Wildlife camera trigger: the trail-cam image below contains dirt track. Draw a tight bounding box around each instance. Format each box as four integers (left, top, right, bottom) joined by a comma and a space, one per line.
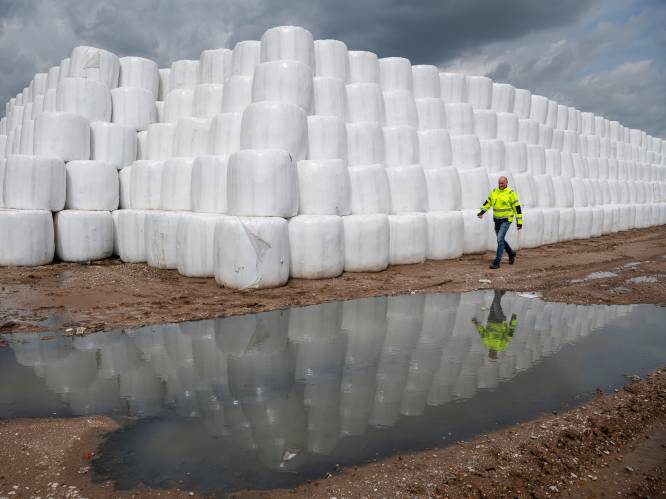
0, 226, 665, 334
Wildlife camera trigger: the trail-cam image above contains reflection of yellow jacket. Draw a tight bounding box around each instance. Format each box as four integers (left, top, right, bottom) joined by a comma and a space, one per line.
480, 187, 523, 225
474, 316, 517, 353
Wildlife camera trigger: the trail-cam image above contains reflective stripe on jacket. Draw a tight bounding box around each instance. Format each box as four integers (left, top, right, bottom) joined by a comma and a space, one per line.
480, 187, 523, 225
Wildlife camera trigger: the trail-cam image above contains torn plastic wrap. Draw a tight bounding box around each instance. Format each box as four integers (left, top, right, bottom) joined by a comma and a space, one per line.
346, 122, 385, 166
65, 160, 119, 211
297, 159, 351, 215
111, 87, 156, 131
345, 83, 386, 124
119, 166, 132, 209
288, 215, 344, 278
163, 89, 194, 123
130, 160, 164, 209
418, 129, 452, 168
0, 209, 54, 266
261, 26, 314, 68
423, 166, 461, 211
426, 211, 464, 260
348, 164, 391, 214
383, 90, 418, 127
214, 215, 290, 289
240, 101, 307, 160
313, 77, 346, 120
450, 134, 481, 169
116, 209, 146, 262
145, 211, 182, 269
383, 125, 419, 167
34, 112, 90, 161
347, 51, 380, 83
176, 212, 225, 277
4, 155, 65, 211
388, 212, 427, 264
227, 149, 298, 217
56, 77, 112, 122
119, 56, 159, 99
192, 84, 224, 118
190, 155, 229, 214
68, 46, 120, 89
342, 214, 389, 272
385, 164, 428, 213
445, 103, 474, 135
252, 60, 313, 113
160, 157, 193, 211
55, 210, 114, 262
173, 117, 211, 158
307, 115, 347, 160
90, 121, 137, 169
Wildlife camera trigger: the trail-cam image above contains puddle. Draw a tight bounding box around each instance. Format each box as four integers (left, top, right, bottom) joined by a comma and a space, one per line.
571, 271, 618, 283
626, 275, 659, 284
1, 291, 665, 495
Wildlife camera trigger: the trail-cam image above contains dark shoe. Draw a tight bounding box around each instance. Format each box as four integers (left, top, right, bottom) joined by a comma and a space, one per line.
509, 252, 516, 265
489, 262, 500, 269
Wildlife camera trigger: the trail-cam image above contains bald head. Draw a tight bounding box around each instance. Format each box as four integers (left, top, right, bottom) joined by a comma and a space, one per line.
498, 176, 508, 189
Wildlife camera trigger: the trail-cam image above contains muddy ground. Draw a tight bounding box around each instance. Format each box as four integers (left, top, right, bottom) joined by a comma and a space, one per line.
0, 226, 665, 497
0, 226, 665, 334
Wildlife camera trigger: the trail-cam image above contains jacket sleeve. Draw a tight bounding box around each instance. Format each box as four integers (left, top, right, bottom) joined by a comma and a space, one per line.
479, 192, 492, 213
512, 192, 523, 226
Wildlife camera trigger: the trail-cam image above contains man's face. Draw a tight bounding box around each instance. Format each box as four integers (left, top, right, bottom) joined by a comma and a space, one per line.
498, 177, 508, 190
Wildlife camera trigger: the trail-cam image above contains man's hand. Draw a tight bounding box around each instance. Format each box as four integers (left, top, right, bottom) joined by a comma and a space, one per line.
477, 211, 484, 219
517, 225, 523, 230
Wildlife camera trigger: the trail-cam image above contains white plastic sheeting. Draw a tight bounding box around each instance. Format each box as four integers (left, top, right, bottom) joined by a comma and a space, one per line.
173, 117, 211, 157
69, 46, 120, 89
34, 112, 90, 161
480, 139, 505, 172
119, 167, 132, 209
130, 160, 163, 210
513, 172, 537, 207
518, 208, 544, 248
192, 83, 224, 118
208, 113, 242, 156
55, 210, 114, 262
0, 209, 54, 266
231, 40, 261, 77
496, 112, 518, 142
160, 158, 193, 211
423, 166, 461, 211
314, 40, 348, 80
445, 102, 474, 135
240, 101, 308, 160
342, 214, 389, 272
199, 48, 232, 84
220, 76, 253, 113
465, 76, 492, 109
383, 90, 418, 127
4, 155, 65, 211
415, 98, 446, 130
473, 109, 497, 139
65, 160, 119, 211
145, 123, 175, 160
345, 83, 386, 123
450, 134, 481, 169
439, 73, 467, 103
412, 65, 440, 98
388, 213, 427, 265
297, 159, 351, 215
557, 207, 576, 241
461, 209, 489, 254
145, 211, 182, 269
426, 211, 464, 260
348, 164, 391, 214
56, 78, 112, 122
573, 207, 593, 239
491, 83, 515, 113
383, 125, 419, 166
163, 89, 194, 123
458, 167, 490, 210
307, 115, 347, 160
385, 165, 428, 213
190, 155, 229, 214
541, 209, 560, 245
214, 216, 290, 289
252, 60, 313, 113
119, 56, 159, 98
116, 209, 146, 262
527, 145, 546, 175
418, 129, 452, 168
288, 215, 344, 278
227, 149, 298, 217
111, 87, 156, 131
378, 57, 413, 92
260, 26, 314, 68
504, 142, 528, 173
169, 60, 199, 91
312, 77, 346, 120
346, 122, 384, 166
176, 213, 223, 277
90, 121, 137, 169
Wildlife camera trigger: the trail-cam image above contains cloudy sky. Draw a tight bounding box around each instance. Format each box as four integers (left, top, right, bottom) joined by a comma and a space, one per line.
1, 0, 664, 137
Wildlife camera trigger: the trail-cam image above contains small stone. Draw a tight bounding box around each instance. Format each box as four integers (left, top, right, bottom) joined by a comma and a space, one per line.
625, 466, 634, 472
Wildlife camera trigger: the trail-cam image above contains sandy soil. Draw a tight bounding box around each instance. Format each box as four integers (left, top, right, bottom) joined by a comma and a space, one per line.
0, 226, 665, 335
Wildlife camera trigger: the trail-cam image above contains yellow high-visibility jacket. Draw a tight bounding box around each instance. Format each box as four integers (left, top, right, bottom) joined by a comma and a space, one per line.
479, 187, 523, 225
474, 316, 517, 353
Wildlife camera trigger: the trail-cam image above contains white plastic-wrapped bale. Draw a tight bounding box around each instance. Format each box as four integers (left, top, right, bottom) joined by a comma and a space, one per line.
544, 149, 562, 177
65, 160, 119, 211
444, 102, 474, 135
570, 178, 589, 207
240, 101, 307, 160
504, 142, 528, 173
533, 174, 555, 209
423, 166, 461, 211
158, 69, 170, 100
346, 122, 384, 166
458, 167, 490, 210
119, 56, 159, 98
90, 121, 137, 169
439, 73, 467, 103
135, 130, 147, 161
312, 76, 346, 120
513, 89, 531, 119
192, 84, 224, 118
465, 75, 492, 110
145, 123, 175, 160
129, 160, 163, 209
173, 117, 211, 157
261, 26, 314, 68
163, 89, 194, 123
307, 115, 347, 160
545, 100, 558, 129
231, 40, 261, 78
314, 39, 348, 80
529, 95, 548, 124
0, 159, 5, 206
415, 98, 446, 131
383, 90, 418, 127
343, 214, 389, 271
388, 212, 427, 264
426, 211, 464, 260
538, 124, 553, 149
144, 211, 182, 269
527, 145, 546, 175
345, 82, 386, 124
0, 209, 54, 266
55, 210, 114, 262
297, 159, 350, 215
56, 78, 112, 122
119, 166, 132, 209
160, 157, 193, 211
513, 172, 537, 208
412, 65, 440, 99
69, 46, 120, 89
169, 60, 199, 91
450, 134, 481, 169
378, 57, 413, 92
115, 209, 146, 262
541, 209, 560, 245
462, 209, 489, 254
518, 208, 544, 248
473, 109, 497, 139
383, 125, 419, 167
418, 129, 452, 168
590, 206, 604, 237
176, 212, 224, 277
34, 112, 90, 161
214, 215, 290, 289
480, 139, 505, 172
496, 112, 518, 142
288, 215, 344, 278
111, 87, 156, 131
18, 119, 34, 155
190, 155, 229, 214
111, 210, 119, 257
199, 48, 232, 84
385, 165, 428, 213
3, 155, 65, 211
348, 164, 391, 214
573, 207, 593, 239
220, 75, 253, 113
252, 60, 313, 113
518, 118, 539, 145
562, 130, 578, 154
491, 83, 515, 113
557, 207, 576, 242
227, 149, 298, 217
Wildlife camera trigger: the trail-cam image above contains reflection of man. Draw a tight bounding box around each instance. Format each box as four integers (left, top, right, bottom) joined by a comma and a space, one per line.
472, 291, 517, 359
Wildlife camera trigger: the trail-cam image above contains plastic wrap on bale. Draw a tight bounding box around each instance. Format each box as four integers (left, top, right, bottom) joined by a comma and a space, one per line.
55, 210, 114, 262
3, 155, 65, 211
342, 214, 389, 272
297, 159, 351, 215
288, 215, 344, 278
65, 160, 119, 211
0, 210, 54, 266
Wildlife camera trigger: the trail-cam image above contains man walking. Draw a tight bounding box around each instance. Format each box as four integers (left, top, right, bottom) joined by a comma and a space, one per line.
477, 176, 522, 269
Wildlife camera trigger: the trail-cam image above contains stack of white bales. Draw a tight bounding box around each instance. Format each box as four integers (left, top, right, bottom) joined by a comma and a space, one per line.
2, 25, 666, 290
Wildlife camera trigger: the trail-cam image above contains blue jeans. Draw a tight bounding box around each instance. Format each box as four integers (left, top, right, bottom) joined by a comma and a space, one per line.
494, 219, 514, 264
